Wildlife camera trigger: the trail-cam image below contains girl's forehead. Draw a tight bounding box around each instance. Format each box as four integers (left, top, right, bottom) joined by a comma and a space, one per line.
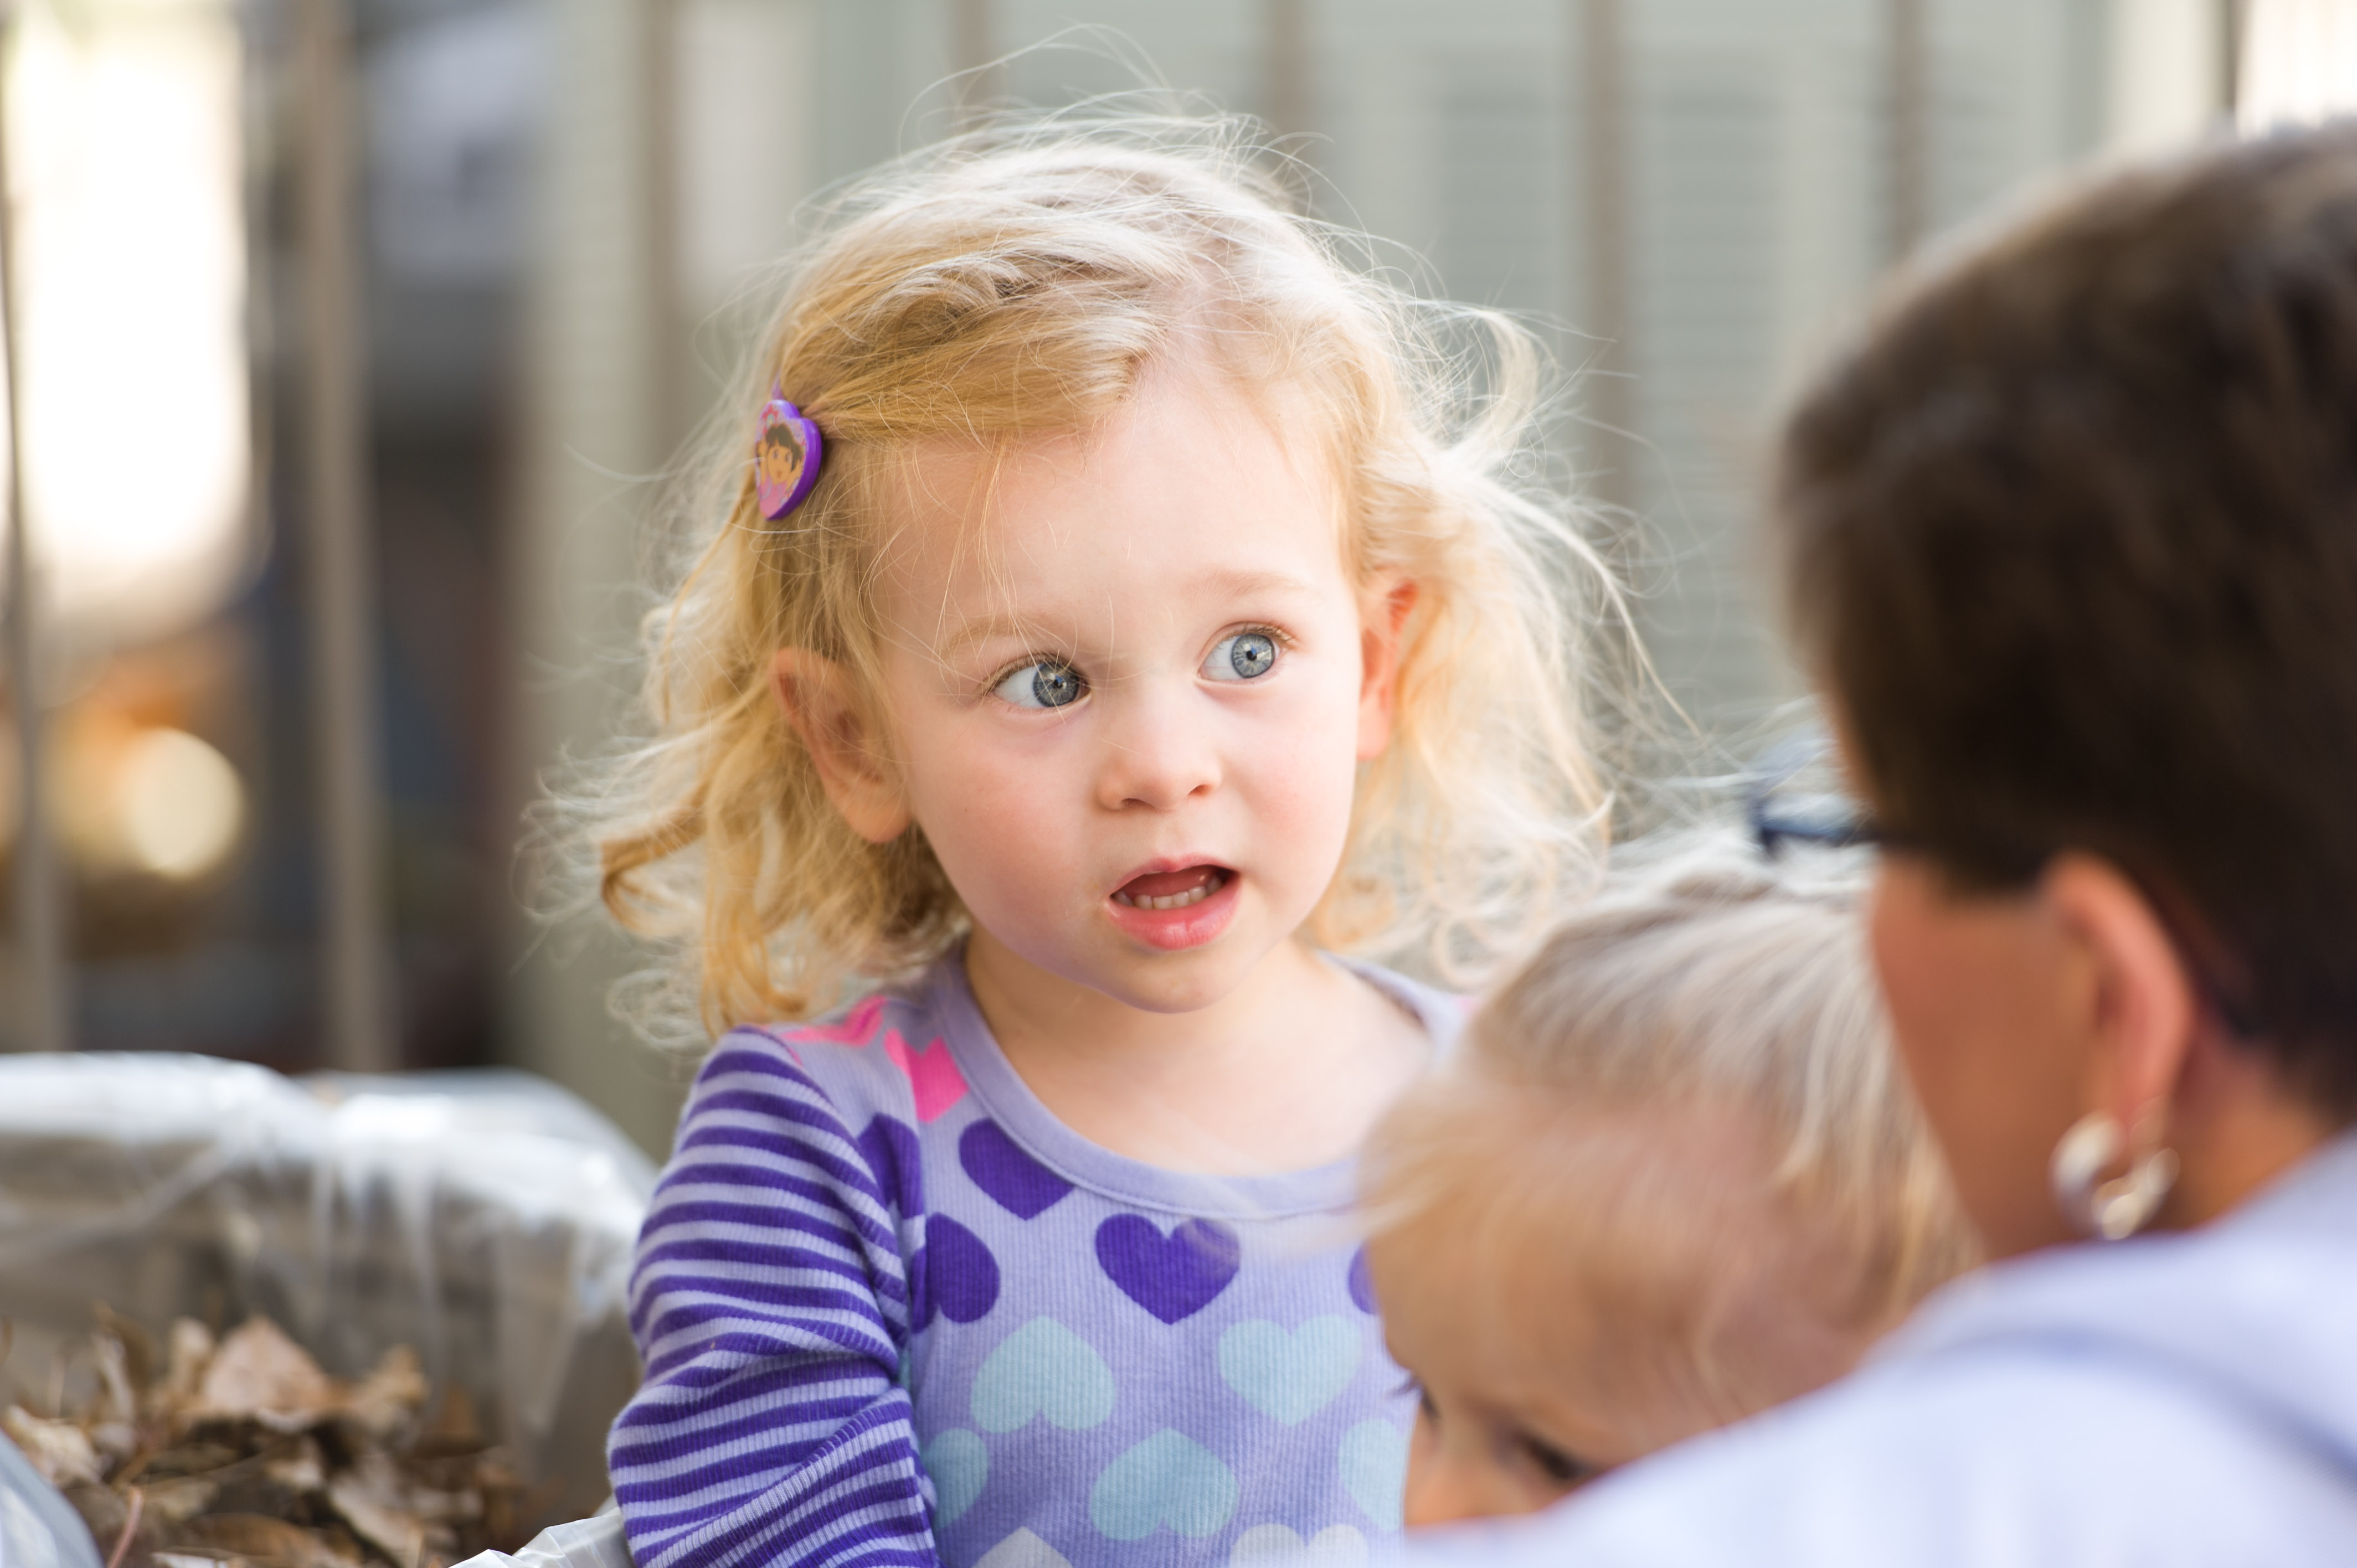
871, 366, 1355, 626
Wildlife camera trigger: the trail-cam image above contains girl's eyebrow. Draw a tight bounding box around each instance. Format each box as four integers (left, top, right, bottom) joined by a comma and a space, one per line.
1198, 565, 1322, 601
934, 611, 1057, 659
933, 569, 1324, 658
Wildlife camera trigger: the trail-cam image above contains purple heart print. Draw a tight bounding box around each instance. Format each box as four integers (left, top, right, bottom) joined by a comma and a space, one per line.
1094, 1215, 1242, 1324
857, 1114, 924, 1218
1347, 1245, 1378, 1316
924, 1215, 1001, 1326
959, 1119, 1074, 1220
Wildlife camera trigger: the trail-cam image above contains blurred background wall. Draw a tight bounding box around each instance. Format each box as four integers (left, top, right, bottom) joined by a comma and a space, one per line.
0, 0, 2317, 1154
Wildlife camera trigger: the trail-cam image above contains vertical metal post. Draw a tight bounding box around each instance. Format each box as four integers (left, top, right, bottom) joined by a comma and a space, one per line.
950, 0, 996, 128
0, 1, 68, 1054
2221, 0, 2247, 121
1886, 0, 1931, 262
641, 0, 685, 450
296, 0, 393, 1072
1265, 0, 1310, 141
1577, 0, 1635, 518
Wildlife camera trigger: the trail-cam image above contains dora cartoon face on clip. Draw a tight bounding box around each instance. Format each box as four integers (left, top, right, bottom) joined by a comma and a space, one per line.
758, 419, 806, 502
755, 395, 822, 520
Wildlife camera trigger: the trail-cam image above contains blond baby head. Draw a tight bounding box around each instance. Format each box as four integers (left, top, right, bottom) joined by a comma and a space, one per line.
591, 114, 1615, 1035
1362, 832, 1978, 1524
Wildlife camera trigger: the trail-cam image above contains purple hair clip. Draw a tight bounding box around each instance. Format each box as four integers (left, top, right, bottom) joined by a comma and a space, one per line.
754, 386, 824, 520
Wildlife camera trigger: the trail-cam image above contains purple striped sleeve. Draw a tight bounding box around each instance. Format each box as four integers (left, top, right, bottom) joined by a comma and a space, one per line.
608, 1034, 936, 1568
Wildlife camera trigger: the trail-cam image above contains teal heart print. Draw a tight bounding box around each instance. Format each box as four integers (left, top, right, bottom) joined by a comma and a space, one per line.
1089, 1430, 1240, 1541
920, 1428, 988, 1526
1217, 1316, 1361, 1425
1339, 1419, 1409, 1525
970, 1317, 1117, 1433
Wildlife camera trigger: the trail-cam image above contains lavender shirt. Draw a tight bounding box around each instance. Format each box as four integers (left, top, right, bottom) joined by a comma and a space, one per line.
608, 951, 1458, 1568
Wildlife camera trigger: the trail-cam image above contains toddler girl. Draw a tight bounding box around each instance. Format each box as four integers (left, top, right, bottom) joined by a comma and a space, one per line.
587, 118, 1612, 1568
1360, 835, 1978, 1526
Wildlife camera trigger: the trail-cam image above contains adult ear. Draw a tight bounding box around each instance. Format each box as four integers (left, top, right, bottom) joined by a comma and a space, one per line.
1356, 577, 1420, 761
771, 649, 910, 844
2046, 853, 2339, 1229
2042, 854, 2201, 1160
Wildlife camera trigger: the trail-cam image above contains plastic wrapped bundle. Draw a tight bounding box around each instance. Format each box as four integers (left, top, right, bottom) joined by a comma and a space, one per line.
0, 1056, 655, 1528
452, 1500, 632, 1568
0, 1427, 102, 1568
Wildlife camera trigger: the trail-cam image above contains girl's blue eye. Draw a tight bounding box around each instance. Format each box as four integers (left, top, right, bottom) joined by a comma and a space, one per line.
1205, 631, 1279, 682
994, 659, 1086, 709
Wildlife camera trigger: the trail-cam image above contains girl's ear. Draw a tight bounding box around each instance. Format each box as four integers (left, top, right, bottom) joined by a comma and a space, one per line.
771, 649, 912, 844
1356, 577, 1419, 761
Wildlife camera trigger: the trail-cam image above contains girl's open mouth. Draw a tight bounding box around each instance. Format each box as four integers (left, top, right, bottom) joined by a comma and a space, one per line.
1105, 864, 1240, 950
1111, 866, 1228, 909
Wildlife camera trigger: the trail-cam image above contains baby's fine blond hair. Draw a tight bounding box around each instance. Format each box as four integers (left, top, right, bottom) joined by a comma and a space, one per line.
1364, 831, 1978, 1430
589, 112, 1617, 1038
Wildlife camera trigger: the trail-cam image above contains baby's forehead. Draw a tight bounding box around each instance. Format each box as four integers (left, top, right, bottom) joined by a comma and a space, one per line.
1385, 1100, 1797, 1307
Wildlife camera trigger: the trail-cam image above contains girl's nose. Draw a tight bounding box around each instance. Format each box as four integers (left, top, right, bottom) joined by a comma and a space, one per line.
1094, 680, 1221, 812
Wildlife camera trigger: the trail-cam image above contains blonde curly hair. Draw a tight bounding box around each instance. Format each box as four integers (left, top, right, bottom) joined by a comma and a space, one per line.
588, 113, 1619, 1039
1362, 831, 1978, 1428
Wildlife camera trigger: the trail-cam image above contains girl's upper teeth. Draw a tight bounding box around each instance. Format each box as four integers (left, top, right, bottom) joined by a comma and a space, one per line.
1113, 871, 1224, 910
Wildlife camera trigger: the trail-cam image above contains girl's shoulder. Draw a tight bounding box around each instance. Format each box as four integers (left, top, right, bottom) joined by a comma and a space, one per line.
691, 975, 963, 1135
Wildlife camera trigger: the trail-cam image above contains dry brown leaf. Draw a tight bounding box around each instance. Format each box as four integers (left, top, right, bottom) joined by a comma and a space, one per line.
183, 1514, 363, 1568
408, 1389, 481, 1461
326, 1454, 424, 1568
345, 1349, 426, 1440
399, 1484, 480, 1529
1, 1406, 104, 1487
92, 1328, 140, 1430
140, 1444, 241, 1481
28, 1313, 530, 1568
155, 1320, 218, 1419
91, 1421, 141, 1461
63, 1480, 130, 1543
259, 1437, 326, 1495
187, 1321, 339, 1432
144, 1475, 223, 1525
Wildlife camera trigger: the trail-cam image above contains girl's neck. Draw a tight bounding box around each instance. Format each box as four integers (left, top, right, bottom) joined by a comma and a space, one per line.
963, 927, 1432, 1175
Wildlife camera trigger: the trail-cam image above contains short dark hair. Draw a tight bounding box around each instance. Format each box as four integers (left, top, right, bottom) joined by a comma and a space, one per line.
1778, 123, 2357, 1118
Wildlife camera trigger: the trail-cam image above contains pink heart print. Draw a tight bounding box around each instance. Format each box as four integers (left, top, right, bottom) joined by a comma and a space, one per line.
886, 1030, 969, 1122
802, 995, 887, 1046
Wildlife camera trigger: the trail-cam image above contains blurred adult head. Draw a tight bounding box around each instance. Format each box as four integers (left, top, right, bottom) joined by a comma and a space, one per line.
1777, 125, 2357, 1257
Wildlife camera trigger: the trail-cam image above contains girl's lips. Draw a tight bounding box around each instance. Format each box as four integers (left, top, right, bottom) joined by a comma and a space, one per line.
1112, 865, 1227, 909
1105, 865, 1240, 951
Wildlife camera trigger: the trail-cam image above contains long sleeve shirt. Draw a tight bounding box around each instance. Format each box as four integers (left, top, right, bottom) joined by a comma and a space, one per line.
608, 951, 1456, 1568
